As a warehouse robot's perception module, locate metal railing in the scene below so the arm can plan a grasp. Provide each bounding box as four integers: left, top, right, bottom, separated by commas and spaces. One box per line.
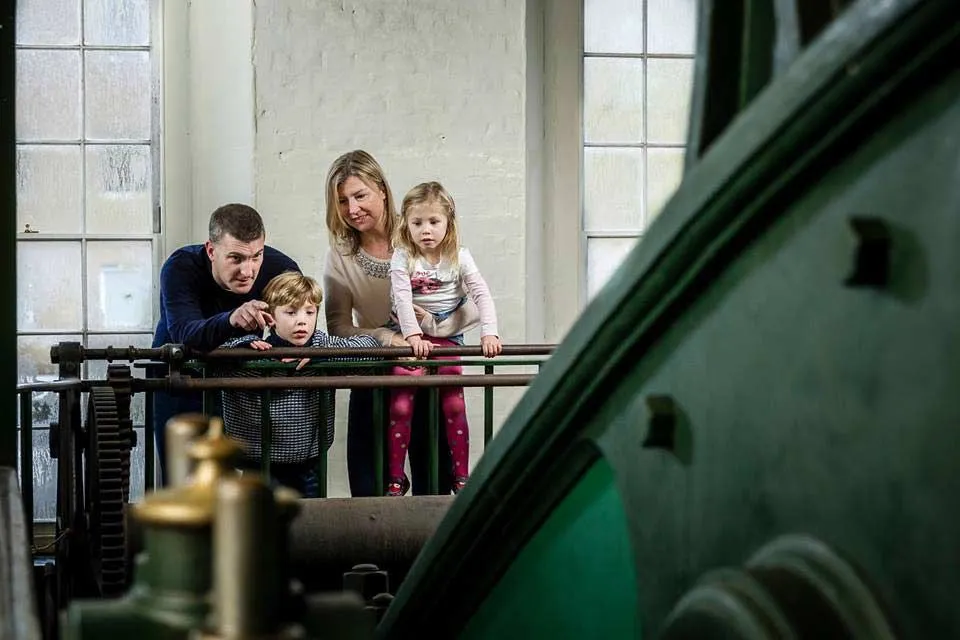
16, 342, 555, 538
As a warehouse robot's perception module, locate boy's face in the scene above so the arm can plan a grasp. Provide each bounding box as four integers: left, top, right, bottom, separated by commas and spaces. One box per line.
272, 302, 318, 345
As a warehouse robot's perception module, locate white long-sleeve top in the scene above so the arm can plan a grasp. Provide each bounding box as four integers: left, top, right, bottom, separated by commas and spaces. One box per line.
324, 247, 481, 345
390, 247, 498, 339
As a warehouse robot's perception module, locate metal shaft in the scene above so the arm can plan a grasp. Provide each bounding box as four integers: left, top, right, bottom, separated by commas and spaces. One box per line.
164, 413, 210, 488
212, 475, 279, 637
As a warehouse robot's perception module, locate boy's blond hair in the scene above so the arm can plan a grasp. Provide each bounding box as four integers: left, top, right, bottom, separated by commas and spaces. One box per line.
262, 271, 323, 311
394, 181, 461, 271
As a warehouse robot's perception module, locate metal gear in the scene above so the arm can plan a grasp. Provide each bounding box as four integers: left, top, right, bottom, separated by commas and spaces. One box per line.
84, 383, 132, 597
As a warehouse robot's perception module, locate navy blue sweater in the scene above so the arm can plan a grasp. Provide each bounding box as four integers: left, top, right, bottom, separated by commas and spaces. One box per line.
152, 244, 300, 350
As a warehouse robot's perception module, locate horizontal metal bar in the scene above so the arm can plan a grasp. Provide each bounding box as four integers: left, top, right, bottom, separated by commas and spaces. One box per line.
150, 374, 536, 391
229, 358, 548, 370
52, 343, 556, 363
16, 379, 91, 393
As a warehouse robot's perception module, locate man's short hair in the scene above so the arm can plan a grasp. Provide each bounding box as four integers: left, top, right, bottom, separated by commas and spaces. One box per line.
208, 204, 265, 243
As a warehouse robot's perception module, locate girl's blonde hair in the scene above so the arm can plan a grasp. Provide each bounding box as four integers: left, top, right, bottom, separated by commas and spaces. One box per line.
394, 181, 461, 271
262, 271, 323, 311
324, 150, 397, 255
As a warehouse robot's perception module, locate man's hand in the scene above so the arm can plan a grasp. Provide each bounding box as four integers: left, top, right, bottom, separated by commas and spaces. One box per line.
481, 335, 502, 358
229, 300, 274, 332
407, 334, 433, 359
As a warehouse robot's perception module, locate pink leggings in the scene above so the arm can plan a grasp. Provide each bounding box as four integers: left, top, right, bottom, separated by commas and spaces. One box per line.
388, 336, 469, 482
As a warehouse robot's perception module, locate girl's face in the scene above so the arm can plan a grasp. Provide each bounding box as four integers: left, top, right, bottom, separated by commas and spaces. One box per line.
272, 302, 318, 345
337, 176, 386, 234
405, 202, 449, 257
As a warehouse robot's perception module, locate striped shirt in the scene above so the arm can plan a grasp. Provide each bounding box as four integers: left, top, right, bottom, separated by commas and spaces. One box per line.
216, 330, 379, 463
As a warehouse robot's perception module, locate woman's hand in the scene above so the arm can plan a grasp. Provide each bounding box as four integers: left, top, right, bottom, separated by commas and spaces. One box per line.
481, 335, 502, 358
250, 340, 272, 351
407, 334, 434, 359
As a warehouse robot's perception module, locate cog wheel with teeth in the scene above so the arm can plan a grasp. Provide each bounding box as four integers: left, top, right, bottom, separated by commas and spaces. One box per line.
84, 376, 134, 597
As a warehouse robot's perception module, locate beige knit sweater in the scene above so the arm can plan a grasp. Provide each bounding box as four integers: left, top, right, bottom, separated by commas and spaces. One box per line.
323, 247, 478, 346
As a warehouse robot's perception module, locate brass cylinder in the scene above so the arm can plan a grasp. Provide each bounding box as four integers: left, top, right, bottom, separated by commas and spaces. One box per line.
212, 474, 280, 637
165, 413, 211, 487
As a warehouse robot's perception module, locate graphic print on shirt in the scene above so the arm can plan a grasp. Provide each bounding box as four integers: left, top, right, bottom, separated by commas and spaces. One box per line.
410, 271, 445, 296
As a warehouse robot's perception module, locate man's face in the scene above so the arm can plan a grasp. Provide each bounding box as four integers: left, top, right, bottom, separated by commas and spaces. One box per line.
273, 302, 318, 345
205, 233, 265, 294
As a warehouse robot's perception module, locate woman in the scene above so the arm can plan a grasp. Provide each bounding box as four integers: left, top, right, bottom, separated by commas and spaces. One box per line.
323, 149, 479, 496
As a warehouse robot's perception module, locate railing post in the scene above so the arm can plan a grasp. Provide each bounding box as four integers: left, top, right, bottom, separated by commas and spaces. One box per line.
373, 386, 385, 496
317, 391, 329, 498
18, 391, 34, 541
484, 365, 494, 445
260, 390, 272, 478
428, 382, 439, 496
144, 390, 155, 491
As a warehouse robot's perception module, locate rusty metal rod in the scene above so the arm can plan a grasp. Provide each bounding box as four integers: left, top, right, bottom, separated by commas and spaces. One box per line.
138, 373, 535, 392
51, 343, 556, 363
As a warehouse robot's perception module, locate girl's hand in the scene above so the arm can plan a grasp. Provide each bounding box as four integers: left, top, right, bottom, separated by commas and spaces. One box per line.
481, 335, 502, 358
407, 334, 433, 359
251, 340, 272, 351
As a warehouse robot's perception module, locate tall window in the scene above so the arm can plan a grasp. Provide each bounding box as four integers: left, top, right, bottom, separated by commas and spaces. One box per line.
15, 0, 158, 520
583, 0, 697, 300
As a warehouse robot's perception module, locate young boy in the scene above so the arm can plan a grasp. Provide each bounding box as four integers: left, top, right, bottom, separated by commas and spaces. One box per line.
216, 271, 379, 497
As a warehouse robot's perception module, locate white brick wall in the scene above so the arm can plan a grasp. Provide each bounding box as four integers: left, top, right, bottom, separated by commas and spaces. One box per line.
252, 0, 532, 495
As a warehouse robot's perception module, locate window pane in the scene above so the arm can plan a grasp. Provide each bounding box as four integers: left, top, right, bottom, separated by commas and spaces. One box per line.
18, 242, 83, 332
17, 145, 83, 234
584, 147, 644, 233
84, 0, 150, 46
587, 237, 637, 300
647, 59, 694, 144
16, 0, 81, 45
16, 50, 82, 141
647, 148, 685, 224
647, 0, 698, 55
86, 333, 154, 427
86, 241, 154, 331
584, 0, 644, 54
85, 51, 152, 140
18, 429, 58, 521
85, 145, 153, 234
584, 58, 643, 144
18, 334, 82, 430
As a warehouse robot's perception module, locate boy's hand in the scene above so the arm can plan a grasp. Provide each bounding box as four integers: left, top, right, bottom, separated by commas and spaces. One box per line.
250, 340, 272, 351
407, 334, 433, 359
282, 357, 311, 371
481, 335, 502, 358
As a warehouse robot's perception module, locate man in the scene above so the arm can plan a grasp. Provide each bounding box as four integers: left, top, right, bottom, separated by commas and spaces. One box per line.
151, 203, 300, 485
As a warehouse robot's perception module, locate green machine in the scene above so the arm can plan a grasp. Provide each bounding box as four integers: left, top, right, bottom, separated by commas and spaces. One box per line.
5, 0, 960, 638
380, 0, 960, 637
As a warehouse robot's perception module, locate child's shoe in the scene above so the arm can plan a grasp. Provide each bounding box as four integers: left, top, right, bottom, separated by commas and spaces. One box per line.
452, 476, 468, 494
387, 475, 410, 497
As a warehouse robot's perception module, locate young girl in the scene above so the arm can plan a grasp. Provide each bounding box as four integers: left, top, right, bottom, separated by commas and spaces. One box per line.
386, 181, 502, 496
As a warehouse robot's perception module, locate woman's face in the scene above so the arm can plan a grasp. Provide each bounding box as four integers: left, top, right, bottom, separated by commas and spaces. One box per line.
337, 175, 386, 235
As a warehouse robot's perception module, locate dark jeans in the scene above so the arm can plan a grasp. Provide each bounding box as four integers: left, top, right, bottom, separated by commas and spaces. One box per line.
237, 457, 321, 499
347, 387, 453, 496
151, 388, 203, 488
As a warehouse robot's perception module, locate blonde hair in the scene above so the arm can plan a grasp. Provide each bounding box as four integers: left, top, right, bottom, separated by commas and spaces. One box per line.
324, 150, 397, 255
262, 271, 323, 311
394, 181, 461, 271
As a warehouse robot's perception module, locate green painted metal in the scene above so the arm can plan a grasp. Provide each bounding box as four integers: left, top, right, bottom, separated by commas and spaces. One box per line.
380, 1, 960, 637
1, 0, 16, 470
62, 526, 213, 639
460, 458, 639, 639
